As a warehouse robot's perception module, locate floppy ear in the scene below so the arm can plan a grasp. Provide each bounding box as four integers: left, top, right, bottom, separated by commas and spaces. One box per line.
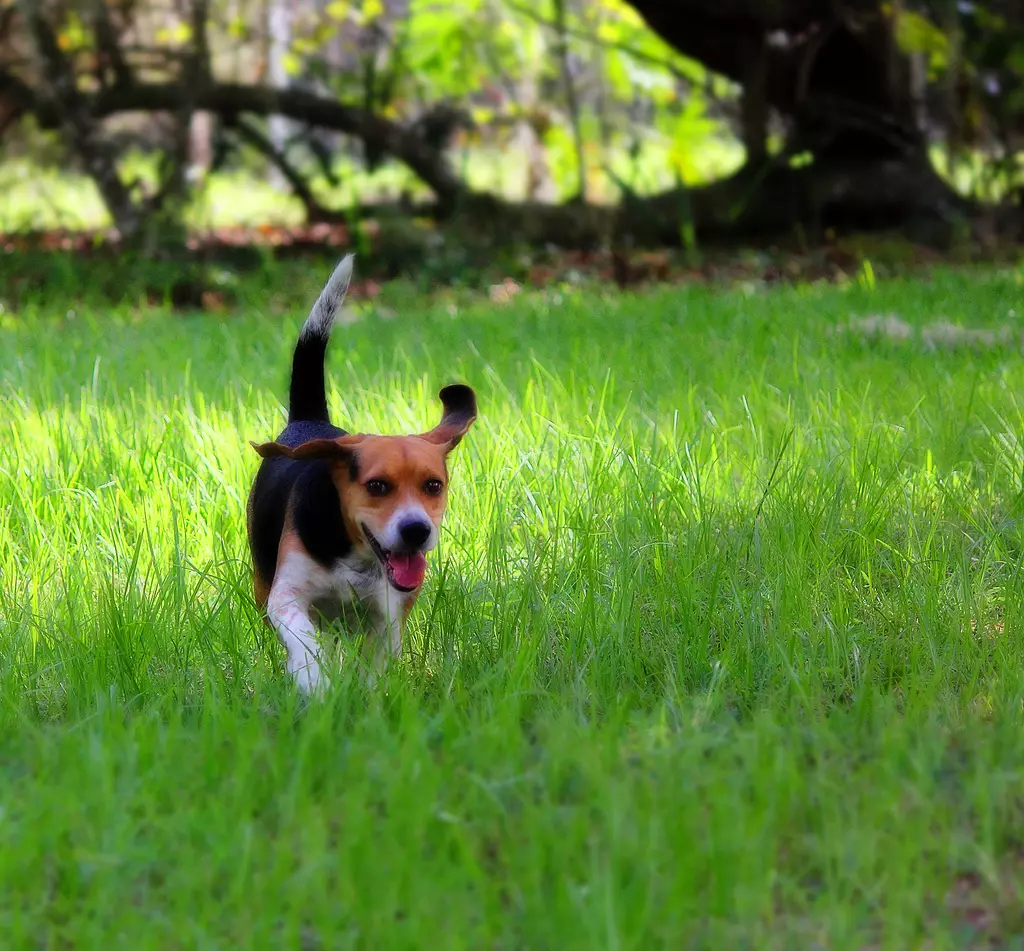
249, 434, 365, 460
419, 384, 477, 450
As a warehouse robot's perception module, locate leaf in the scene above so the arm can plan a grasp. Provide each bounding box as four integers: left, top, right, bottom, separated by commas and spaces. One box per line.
1006, 87, 1024, 114
58, 11, 88, 52
604, 50, 632, 99
591, 0, 645, 29
155, 20, 193, 46
887, 5, 949, 75
666, 94, 723, 185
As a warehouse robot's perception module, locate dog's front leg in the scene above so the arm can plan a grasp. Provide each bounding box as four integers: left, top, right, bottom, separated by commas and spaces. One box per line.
362, 586, 406, 684
267, 583, 327, 693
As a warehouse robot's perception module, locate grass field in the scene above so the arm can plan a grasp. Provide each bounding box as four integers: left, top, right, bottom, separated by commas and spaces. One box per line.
2, 260, 1024, 947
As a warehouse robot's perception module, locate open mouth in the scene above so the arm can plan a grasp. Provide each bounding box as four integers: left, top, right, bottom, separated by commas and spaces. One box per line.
362, 525, 427, 592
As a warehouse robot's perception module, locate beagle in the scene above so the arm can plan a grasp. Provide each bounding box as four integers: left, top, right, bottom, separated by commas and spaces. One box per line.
246, 255, 476, 692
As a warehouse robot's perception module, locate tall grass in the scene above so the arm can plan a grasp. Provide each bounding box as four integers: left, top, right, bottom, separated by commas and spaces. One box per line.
1, 262, 1024, 946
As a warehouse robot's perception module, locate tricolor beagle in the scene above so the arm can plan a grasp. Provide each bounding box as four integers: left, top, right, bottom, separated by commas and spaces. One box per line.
246, 255, 476, 692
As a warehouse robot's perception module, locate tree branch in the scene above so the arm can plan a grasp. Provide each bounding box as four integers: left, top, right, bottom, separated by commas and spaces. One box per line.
0, 68, 33, 140
16, 1, 142, 237
504, 0, 712, 89
17, 79, 464, 206
625, 0, 922, 160
232, 117, 342, 222
552, 0, 586, 202
89, 0, 131, 89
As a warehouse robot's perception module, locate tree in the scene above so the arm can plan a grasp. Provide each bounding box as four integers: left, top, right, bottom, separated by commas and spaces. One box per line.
619, 0, 974, 236
0, 0, 1019, 249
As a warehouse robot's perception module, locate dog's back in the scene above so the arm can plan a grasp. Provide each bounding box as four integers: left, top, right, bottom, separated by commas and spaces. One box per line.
246, 256, 355, 604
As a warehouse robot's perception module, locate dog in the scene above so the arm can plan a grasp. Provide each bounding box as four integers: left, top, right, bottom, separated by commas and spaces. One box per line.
246, 255, 476, 692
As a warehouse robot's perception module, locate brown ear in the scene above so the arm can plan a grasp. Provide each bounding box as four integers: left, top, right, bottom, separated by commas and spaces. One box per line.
419, 384, 477, 450
249, 434, 365, 460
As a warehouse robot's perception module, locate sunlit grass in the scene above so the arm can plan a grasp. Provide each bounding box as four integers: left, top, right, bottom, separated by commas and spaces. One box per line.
1, 263, 1024, 944
0, 135, 746, 233
3, 134, 1018, 237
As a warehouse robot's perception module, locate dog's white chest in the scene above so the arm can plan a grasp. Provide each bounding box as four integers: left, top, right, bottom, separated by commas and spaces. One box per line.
274, 550, 376, 604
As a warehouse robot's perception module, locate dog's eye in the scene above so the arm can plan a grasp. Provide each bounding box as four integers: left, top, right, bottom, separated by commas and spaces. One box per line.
365, 479, 391, 497
423, 479, 444, 496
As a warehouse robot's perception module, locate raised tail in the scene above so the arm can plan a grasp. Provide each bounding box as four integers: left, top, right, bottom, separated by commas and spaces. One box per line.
288, 254, 354, 423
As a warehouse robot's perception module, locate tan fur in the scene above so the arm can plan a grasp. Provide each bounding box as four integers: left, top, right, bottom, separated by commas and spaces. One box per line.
253, 572, 271, 610
334, 435, 451, 551
254, 519, 305, 613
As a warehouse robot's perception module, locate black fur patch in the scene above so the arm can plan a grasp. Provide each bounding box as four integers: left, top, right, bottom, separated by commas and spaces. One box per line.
289, 336, 331, 423
247, 420, 353, 586
292, 463, 352, 567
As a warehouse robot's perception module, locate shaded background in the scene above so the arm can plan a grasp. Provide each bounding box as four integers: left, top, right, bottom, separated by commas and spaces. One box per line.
0, 0, 1021, 277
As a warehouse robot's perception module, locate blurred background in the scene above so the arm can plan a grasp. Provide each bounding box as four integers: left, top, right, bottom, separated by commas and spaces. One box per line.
0, 0, 1021, 281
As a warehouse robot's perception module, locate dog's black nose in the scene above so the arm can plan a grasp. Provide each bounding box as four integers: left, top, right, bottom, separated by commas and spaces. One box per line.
398, 520, 431, 549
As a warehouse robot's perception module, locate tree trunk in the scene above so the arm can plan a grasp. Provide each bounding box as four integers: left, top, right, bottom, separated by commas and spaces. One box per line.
267, 0, 296, 189
624, 0, 965, 235
189, 110, 213, 176
444, 154, 968, 251
739, 32, 768, 165
514, 71, 557, 203
17, 1, 144, 240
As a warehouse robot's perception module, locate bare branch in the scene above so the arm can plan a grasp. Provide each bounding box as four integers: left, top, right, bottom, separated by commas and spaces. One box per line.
89, 0, 131, 88
188, 0, 210, 83
16, 79, 465, 205
504, 0, 712, 89
552, 0, 586, 202
0, 67, 33, 140
16, 1, 142, 237
0, 6, 18, 49
232, 116, 341, 222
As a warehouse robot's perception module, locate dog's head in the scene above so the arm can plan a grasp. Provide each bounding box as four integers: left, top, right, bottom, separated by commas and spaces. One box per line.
251, 385, 476, 592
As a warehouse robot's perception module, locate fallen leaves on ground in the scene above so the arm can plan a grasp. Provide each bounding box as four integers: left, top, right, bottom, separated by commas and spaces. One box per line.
1, 220, 1020, 314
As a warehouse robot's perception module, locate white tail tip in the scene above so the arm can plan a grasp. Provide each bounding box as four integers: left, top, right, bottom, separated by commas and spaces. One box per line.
299, 253, 355, 342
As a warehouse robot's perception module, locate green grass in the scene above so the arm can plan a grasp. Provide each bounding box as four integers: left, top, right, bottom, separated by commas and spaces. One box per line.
2, 261, 1024, 947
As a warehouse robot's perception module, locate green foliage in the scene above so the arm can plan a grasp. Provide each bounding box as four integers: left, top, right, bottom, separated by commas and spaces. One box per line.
663, 91, 723, 185
284, 0, 733, 199
56, 9, 90, 53
891, 2, 1024, 199
890, 4, 951, 78
9, 0, 1024, 227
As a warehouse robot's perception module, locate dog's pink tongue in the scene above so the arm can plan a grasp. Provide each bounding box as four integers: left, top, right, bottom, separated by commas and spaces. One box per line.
388, 551, 427, 589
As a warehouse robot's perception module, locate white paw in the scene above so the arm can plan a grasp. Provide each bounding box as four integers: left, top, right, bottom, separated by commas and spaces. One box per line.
289, 655, 328, 694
